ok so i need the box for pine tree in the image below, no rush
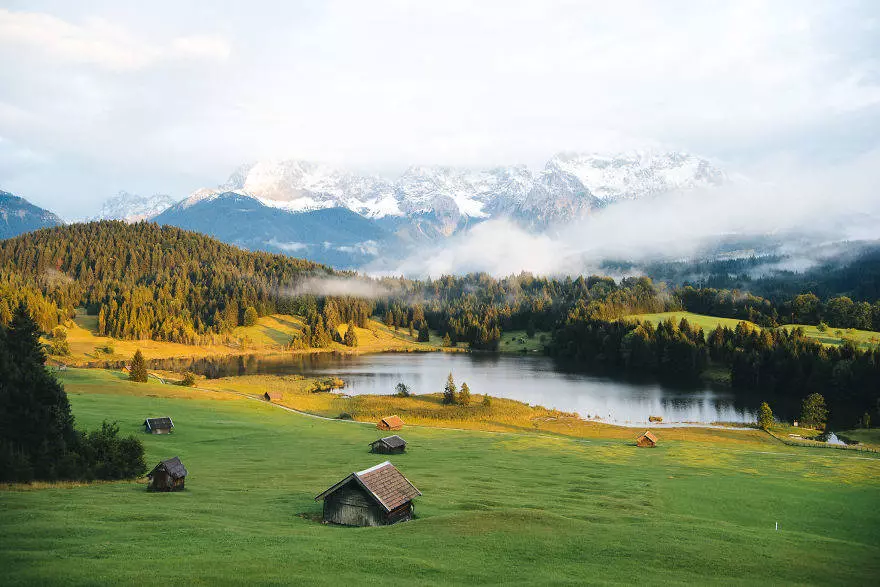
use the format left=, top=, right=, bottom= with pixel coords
left=343, top=320, right=359, bottom=347
left=243, top=306, right=259, bottom=327
left=458, top=382, right=471, bottom=406
left=418, top=323, right=430, bottom=343
left=129, top=350, right=148, bottom=383
left=442, top=372, right=456, bottom=405
left=442, top=333, right=452, bottom=347
left=757, top=402, right=773, bottom=430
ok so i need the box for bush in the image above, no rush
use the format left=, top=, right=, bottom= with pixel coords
left=395, top=382, right=411, bottom=397
left=182, top=371, right=196, bottom=387
left=78, top=421, right=146, bottom=481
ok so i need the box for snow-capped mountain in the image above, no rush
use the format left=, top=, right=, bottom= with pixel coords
left=180, top=151, right=725, bottom=230
left=95, top=191, right=178, bottom=222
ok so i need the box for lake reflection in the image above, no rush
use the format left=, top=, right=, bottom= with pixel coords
left=153, top=351, right=761, bottom=425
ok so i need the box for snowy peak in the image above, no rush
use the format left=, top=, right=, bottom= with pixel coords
left=95, top=191, right=177, bottom=222
left=545, top=151, right=726, bottom=203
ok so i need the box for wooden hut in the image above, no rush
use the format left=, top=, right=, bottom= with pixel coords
left=264, top=391, right=282, bottom=402
left=147, top=456, right=188, bottom=491
left=636, top=430, right=658, bottom=448
left=377, top=415, right=404, bottom=431
left=143, top=417, right=174, bottom=434
left=315, top=461, right=420, bottom=527
left=369, top=435, right=407, bottom=455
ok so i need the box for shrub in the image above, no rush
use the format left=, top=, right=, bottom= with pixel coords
left=182, top=371, right=196, bottom=387
left=395, top=382, right=411, bottom=397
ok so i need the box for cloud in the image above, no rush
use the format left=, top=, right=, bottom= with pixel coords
left=289, top=276, right=394, bottom=299
left=386, top=150, right=880, bottom=278
left=0, top=9, right=230, bottom=71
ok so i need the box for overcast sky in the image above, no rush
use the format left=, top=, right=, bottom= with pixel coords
left=1, top=0, right=878, bottom=218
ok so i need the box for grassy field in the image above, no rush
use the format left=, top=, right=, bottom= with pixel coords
left=498, top=329, right=549, bottom=353
left=628, top=311, right=880, bottom=350
left=1, top=370, right=879, bottom=585
left=54, top=310, right=440, bottom=365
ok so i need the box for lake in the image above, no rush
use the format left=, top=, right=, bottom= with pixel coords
left=150, top=351, right=763, bottom=425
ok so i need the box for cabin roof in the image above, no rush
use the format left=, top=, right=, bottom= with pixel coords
left=264, top=391, right=282, bottom=400
left=315, top=461, right=421, bottom=512
left=144, top=417, right=173, bottom=430
left=380, top=415, right=404, bottom=428
left=640, top=430, right=658, bottom=443
left=370, top=435, right=406, bottom=449
left=149, top=456, right=187, bottom=479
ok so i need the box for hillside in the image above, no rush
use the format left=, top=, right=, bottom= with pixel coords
left=0, top=191, right=62, bottom=239
left=0, top=221, right=334, bottom=340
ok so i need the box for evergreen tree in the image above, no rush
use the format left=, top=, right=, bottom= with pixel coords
left=395, top=382, right=411, bottom=397
left=458, top=382, right=471, bottom=406
left=801, top=393, right=829, bottom=429
left=442, top=333, right=452, bottom=347
left=0, top=304, right=78, bottom=481
left=442, top=372, right=457, bottom=405
left=343, top=320, right=359, bottom=347
left=418, top=323, right=430, bottom=343
left=129, top=350, right=148, bottom=383
left=757, top=402, right=773, bottom=430
left=481, top=394, right=491, bottom=407
left=243, top=306, right=259, bottom=327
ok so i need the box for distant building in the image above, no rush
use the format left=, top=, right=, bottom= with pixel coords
left=144, top=417, right=174, bottom=434
left=315, top=461, right=420, bottom=526
left=264, top=391, right=282, bottom=402
left=370, top=435, right=407, bottom=454
left=636, top=430, right=658, bottom=447
left=377, top=415, right=404, bottom=431
left=147, top=456, right=188, bottom=491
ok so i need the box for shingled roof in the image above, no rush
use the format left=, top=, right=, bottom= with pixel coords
left=379, top=415, right=404, bottom=428
left=640, top=431, right=658, bottom=443
left=370, top=435, right=406, bottom=449
left=315, top=461, right=421, bottom=512
left=149, top=456, right=188, bottom=479
left=144, top=417, right=173, bottom=430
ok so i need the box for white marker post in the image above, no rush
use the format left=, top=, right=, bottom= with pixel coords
left=775, top=521, right=778, bottom=531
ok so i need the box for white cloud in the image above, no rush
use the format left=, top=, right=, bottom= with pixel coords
left=0, top=9, right=230, bottom=71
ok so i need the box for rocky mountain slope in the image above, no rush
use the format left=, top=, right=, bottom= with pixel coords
left=0, top=191, right=63, bottom=239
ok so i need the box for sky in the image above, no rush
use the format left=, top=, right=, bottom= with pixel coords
left=0, top=0, right=879, bottom=218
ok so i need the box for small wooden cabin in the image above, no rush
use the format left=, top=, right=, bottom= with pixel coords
left=264, top=391, right=282, bottom=402
left=144, top=417, right=174, bottom=434
left=369, top=435, right=407, bottom=455
left=636, top=430, right=658, bottom=448
left=147, top=456, right=188, bottom=491
left=377, top=415, right=404, bottom=431
left=315, top=461, right=420, bottom=527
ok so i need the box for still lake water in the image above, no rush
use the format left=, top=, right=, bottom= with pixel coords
left=154, top=352, right=760, bottom=425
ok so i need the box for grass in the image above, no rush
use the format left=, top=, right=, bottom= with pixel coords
left=498, top=329, right=549, bottom=353
left=52, top=309, right=440, bottom=365
left=1, top=370, right=879, bottom=585
left=628, top=311, right=880, bottom=351
left=837, top=429, right=880, bottom=450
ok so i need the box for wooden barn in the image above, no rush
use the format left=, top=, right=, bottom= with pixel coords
left=264, top=391, right=282, bottom=402
left=636, top=430, right=658, bottom=448
left=315, top=461, right=420, bottom=527
left=377, top=415, right=404, bottom=431
left=143, top=417, right=174, bottom=434
left=369, top=435, right=407, bottom=454
left=147, top=456, right=188, bottom=491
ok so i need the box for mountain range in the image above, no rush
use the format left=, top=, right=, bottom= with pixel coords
left=1, top=151, right=728, bottom=267
left=0, top=191, right=62, bottom=239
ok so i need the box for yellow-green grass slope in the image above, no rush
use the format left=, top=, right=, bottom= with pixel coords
left=2, top=370, right=879, bottom=585
left=52, top=309, right=440, bottom=365
left=629, top=311, right=880, bottom=351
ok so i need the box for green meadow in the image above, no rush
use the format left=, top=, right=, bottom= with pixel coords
left=629, top=311, right=880, bottom=350
left=1, top=371, right=879, bottom=585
